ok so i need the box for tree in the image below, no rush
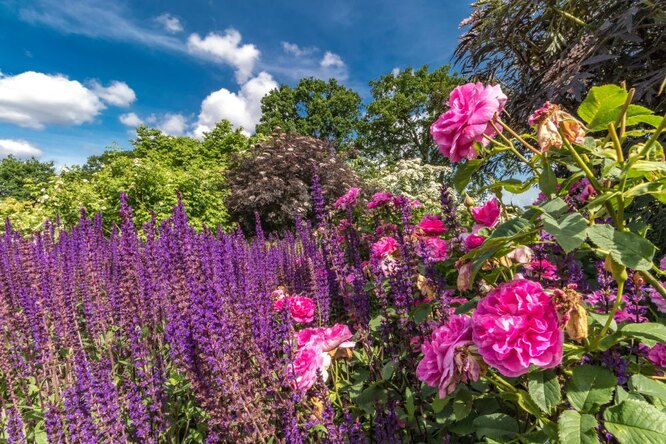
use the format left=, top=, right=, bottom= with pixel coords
left=454, top=0, right=666, bottom=123
left=256, top=78, right=362, bottom=149
left=0, top=156, right=55, bottom=200
left=226, top=131, right=361, bottom=233
left=361, top=66, right=463, bottom=163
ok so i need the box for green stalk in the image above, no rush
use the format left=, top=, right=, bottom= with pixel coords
left=592, top=280, right=625, bottom=349
left=497, top=119, right=542, bottom=156
left=634, top=113, right=666, bottom=161
left=641, top=270, right=666, bottom=299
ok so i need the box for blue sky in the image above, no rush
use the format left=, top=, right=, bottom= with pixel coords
left=0, top=0, right=471, bottom=166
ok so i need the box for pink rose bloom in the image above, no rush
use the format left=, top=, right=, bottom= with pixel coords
left=273, top=295, right=316, bottom=324
left=528, top=101, right=553, bottom=126
left=296, top=324, right=354, bottom=352
left=471, top=198, right=500, bottom=228
left=418, top=214, right=447, bottom=236
left=660, top=256, right=666, bottom=271
left=462, top=233, right=485, bottom=251
left=416, top=315, right=482, bottom=398
left=289, top=346, right=331, bottom=391
left=648, top=287, right=666, bottom=313
left=569, top=178, right=596, bottom=203
left=525, top=259, right=558, bottom=280
left=371, top=236, right=399, bottom=260
left=648, top=344, right=666, bottom=368
left=430, top=83, right=507, bottom=162
left=334, top=187, right=361, bottom=210
left=421, top=237, right=449, bottom=262
left=472, top=279, right=563, bottom=377
left=367, top=192, right=393, bottom=209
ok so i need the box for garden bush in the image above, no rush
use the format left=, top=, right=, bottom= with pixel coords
left=1, top=82, right=665, bottom=443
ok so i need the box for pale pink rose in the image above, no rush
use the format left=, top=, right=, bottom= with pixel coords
left=334, top=187, right=361, bottom=210
left=380, top=257, right=399, bottom=277
left=371, top=236, right=399, bottom=260
left=471, top=198, right=500, bottom=227
left=430, top=82, right=507, bottom=162
left=528, top=101, right=554, bottom=126
left=273, top=295, right=316, bottom=324
left=457, top=261, right=473, bottom=292
left=648, top=344, right=666, bottom=368
left=295, top=324, right=353, bottom=352
left=420, top=237, right=449, bottom=262
left=507, top=246, right=534, bottom=264
left=472, top=279, right=563, bottom=377
left=416, top=315, right=482, bottom=398
left=289, top=346, right=331, bottom=391
left=418, top=215, right=447, bottom=236
left=462, top=233, right=485, bottom=251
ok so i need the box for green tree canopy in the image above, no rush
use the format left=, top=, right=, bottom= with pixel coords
left=0, top=155, right=55, bottom=200
left=256, top=78, right=362, bottom=149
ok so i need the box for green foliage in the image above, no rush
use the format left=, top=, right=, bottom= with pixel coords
left=603, top=399, right=666, bottom=443
left=527, top=369, right=561, bottom=414
left=256, top=78, right=362, bottom=148
left=0, top=155, right=55, bottom=200
left=566, top=366, right=617, bottom=413
left=558, top=410, right=599, bottom=444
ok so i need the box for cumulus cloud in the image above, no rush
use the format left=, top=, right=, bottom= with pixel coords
left=119, top=112, right=143, bottom=126
left=91, top=80, right=136, bottom=107
left=392, top=67, right=400, bottom=76
left=281, top=41, right=316, bottom=57
left=187, top=29, right=260, bottom=83
left=158, top=113, right=187, bottom=135
left=320, top=51, right=345, bottom=69
left=155, top=13, right=182, bottom=33
left=0, top=139, right=43, bottom=157
left=193, top=71, right=277, bottom=138
left=0, top=71, right=135, bottom=129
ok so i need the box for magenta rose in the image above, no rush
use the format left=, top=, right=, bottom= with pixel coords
left=289, top=346, right=330, bottom=391
left=371, top=236, right=399, bottom=260
left=416, top=315, right=482, bottom=398
left=660, top=256, right=666, bottom=271
left=418, top=214, right=447, bottom=236
left=648, top=344, right=666, bottom=368
left=462, top=233, right=485, bottom=251
left=421, top=237, right=449, bottom=262
left=430, top=82, right=507, bottom=162
left=273, top=295, right=315, bottom=324
left=472, top=279, right=563, bottom=377
left=367, top=192, right=393, bottom=209
left=525, top=259, right=558, bottom=280
left=471, top=198, right=500, bottom=228
left=334, top=187, right=361, bottom=210
left=296, top=324, right=354, bottom=352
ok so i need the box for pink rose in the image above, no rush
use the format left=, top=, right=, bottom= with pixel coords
left=334, top=187, right=361, bottom=210
left=430, top=83, right=507, bottom=162
left=273, top=295, right=316, bottom=324
left=472, top=279, right=563, bottom=377
left=416, top=315, right=482, bottom=398
left=660, top=256, right=666, bottom=271
left=457, top=261, right=473, bottom=292
left=296, top=324, right=354, bottom=352
left=367, top=192, right=393, bottom=209
left=506, top=246, right=534, bottom=264
left=371, top=236, right=399, bottom=260
left=289, top=346, right=330, bottom=391
left=420, top=237, right=449, bottom=262
left=418, top=214, right=447, bottom=236
left=648, top=344, right=666, bottom=368
left=525, top=259, right=558, bottom=280
left=471, top=198, right=500, bottom=228
left=462, top=233, right=485, bottom=251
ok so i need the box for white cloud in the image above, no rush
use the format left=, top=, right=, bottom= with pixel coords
left=281, top=41, right=316, bottom=57
left=0, top=139, right=43, bottom=157
left=155, top=13, right=182, bottom=33
left=392, top=67, right=400, bottom=76
left=0, top=71, right=104, bottom=129
left=91, top=80, right=136, bottom=107
left=320, top=51, right=345, bottom=69
left=158, top=113, right=187, bottom=135
left=187, top=29, right=260, bottom=83
left=193, top=71, right=277, bottom=138
left=0, top=71, right=135, bottom=129
left=119, top=112, right=143, bottom=126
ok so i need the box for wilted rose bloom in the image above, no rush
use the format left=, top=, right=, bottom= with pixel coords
left=525, top=259, right=558, bottom=280
left=529, top=102, right=585, bottom=152
left=456, top=261, right=473, bottom=292
left=416, top=315, right=483, bottom=398
left=421, top=237, right=449, bottom=262
left=430, top=83, right=507, bottom=162
left=289, top=346, right=331, bottom=391
left=371, top=236, right=399, bottom=260
left=418, top=215, right=447, bottom=236
left=334, top=187, right=361, bottom=210
left=569, top=178, right=596, bottom=203
left=506, top=246, right=534, bottom=264
left=274, top=295, right=316, bottom=324
left=471, top=198, right=500, bottom=228
left=462, top=233, right=485, bottom=251
left=472, top=279, right=564, bottom=377
left=648, top=344, right=666, bottom=368
left=367, top=192, right=393, bottom=209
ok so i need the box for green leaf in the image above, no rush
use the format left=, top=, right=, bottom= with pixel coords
left=577, top=85, right=628, bottom=131
left=528, top=370, right=562, bottom=414
left=566, top=365, right=616, bottom=413
left=621, top=323, right=666, bottom=347
left=587, top=224, right=656, bottom=271
left=539, top=159, right=557, bottom=196
left=410, top=302, right=432, bottom=324
left=453, top=159, right=484, bottom=193
left=626, top=160, right=666, bottom=179
left=381, top=361, right=395, bottom=381
left=473, top=413, right=519, bottom=441
left=488, top=217, right=533, bottom=240
left=542, top=211, right=588, bottom=253
left=453, top=388, right=473, bottom=420
left=431, top=396, right=449, bottom=414
left=589, top=312, right=618, bottom=332
left=625, top=105, right=662, bottom=128
left=629, top=374, right=666, bottom=403
left=603, top=399, right=666, bottom=443
left=558, top=410, right=600, bottom=444
left=454, top=297, right=479, bottom=314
